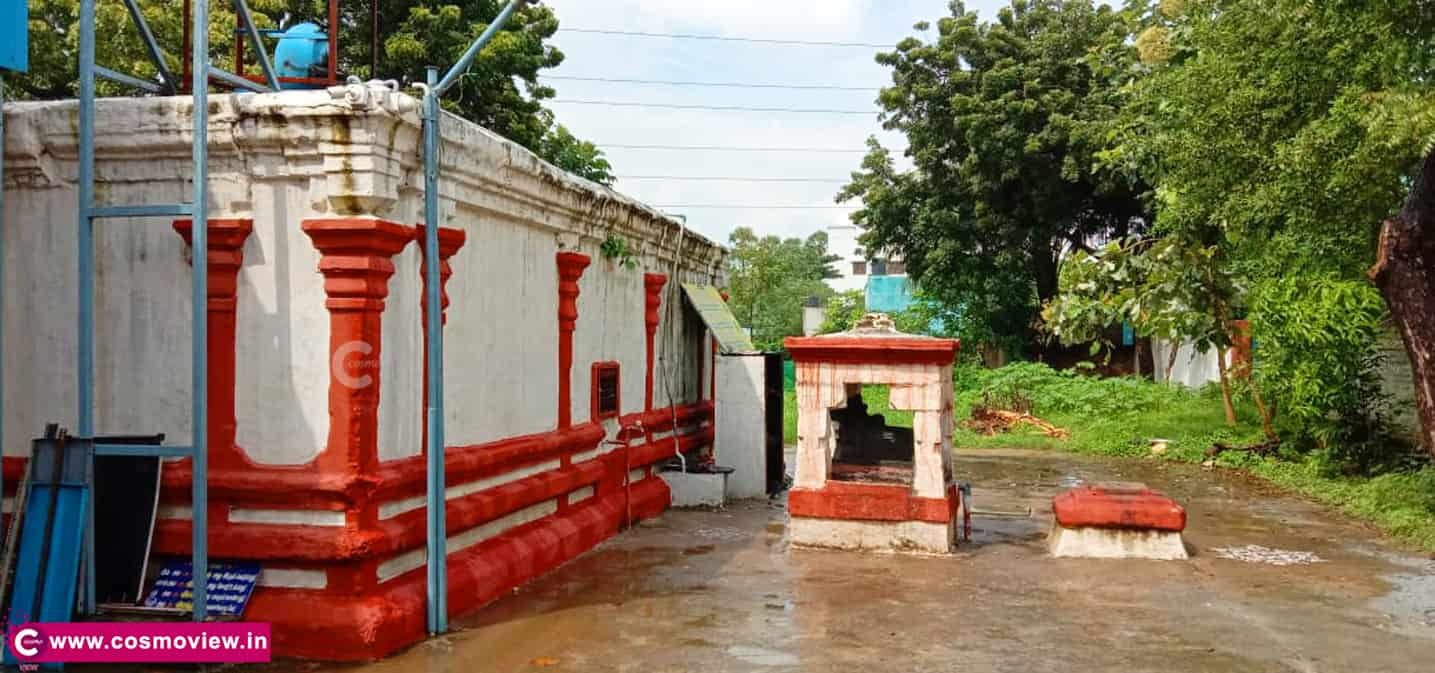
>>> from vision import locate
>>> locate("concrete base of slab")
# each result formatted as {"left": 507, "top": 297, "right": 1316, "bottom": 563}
{"left": 660, "top": 470, "right": 727, "bottom": 508}
{"left": 788, "top": 515, "right": 955, "bottom": 554}
{"left": 1048, "top": 522, "right": 1189, "bottom": 560}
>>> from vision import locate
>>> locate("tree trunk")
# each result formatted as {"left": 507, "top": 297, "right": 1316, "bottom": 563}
{"left": 1370, "top": 151, "right": 1435, "bottom": 460}
{"left": 1164, "top": 339, "right": 1181, "bottom": 383}
{"left": 1249, "top": 376, "right": 1278, "bottom": 441}
{"left": 1215, "top": 346, "right": 1237, "bottom": 426}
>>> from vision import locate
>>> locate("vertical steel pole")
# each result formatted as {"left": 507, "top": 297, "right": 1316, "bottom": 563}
{"left": 1, "top": 79, "right": 5, "bottom": 533}
{"left": 191, "top": 0, "right": 210, "bottom": 623}
{"left": 422, "top": 66, "right": 447, "bottom": 635}
{"left": 77, "top": 0, "right": 98, "bottom": 616}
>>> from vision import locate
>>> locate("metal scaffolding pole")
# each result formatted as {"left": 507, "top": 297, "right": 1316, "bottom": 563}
{"left": 421, "top": 0, "right": 530, "bottom": 635}
{"left": 76, "top": 0, "right": 216, "bottom": 620}
{"left": 188, "top": 0, "right": 211, "bottom": 622}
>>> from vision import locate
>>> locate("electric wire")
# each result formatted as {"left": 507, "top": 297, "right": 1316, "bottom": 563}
{"left": 619, "top": 175, "right": 848, "bottom": 183}
{"left": 599, "top": 143, "right": 870, "bottom": 153}
{"left": 552, "top": 99, "right": 875, "bottom": 114}
{"left": 652, "top": 204, "right": 860, "bottom": 210}
{"left": 543, "top": 75, "right": 879, "bottom": 91}
{"left": 556, "top": 27, "right": 898, "bottom": 49}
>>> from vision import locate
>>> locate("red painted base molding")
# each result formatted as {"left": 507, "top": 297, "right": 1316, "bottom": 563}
{"left": 251, "top": 479, "right": 670, "bottom": 660}
{"left": 788, "top": 481, "right": 960, "bottom": 524}
{"left": 1052, "top": 483, "right": 1186, "bottom": 532}
{"left": 1, "top": 405, "right": 712, "bottom": 661}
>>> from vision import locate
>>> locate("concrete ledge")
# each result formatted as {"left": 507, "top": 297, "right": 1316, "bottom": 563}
{"left": 660, "top": 470, "right": 727, "bottom": 508}
{"left": 1048, "top": 522, "right": 1189, "bottom": 560}
{"left": 788, "top": 516, "right": 955, "bottom": 554}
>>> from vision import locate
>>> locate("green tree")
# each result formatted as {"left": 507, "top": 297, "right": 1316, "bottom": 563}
{"left": 819, "top": 290, "right": 865, "bottom": 334}
{"left": 7, "top": 1, "right": 612, "bottom": 181}
{"left": 726, "top": 228, "right": 839, "bottom": 352}
{"left": 839, "top": 0, "right": 1151, "bottom": 354}
{"left": 1043, "top": 236, "right": 1251, "bottom": 428}
{"left": 1124, "top": 0, "right": 1435, "bottom": 279}
{"left": 1122, "top": 0, "right": 1435, "bottom": 459}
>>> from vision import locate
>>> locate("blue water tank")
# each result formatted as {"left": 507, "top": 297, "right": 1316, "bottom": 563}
{"left": 273, "top": 22, "right": 328, "bottom": 88}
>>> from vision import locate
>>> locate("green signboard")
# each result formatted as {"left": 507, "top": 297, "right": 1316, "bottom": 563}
{"left": 681, "top": 283, "right": 757, "bottom": 354}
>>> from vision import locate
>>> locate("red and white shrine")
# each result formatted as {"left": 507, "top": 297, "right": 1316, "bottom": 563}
{"left": 784, "top": 314, "right": 964, "bottom": 553}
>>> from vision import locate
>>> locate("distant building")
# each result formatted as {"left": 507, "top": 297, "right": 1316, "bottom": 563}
{"left": 825, "top": 224, "right": 909, "bottom": 309}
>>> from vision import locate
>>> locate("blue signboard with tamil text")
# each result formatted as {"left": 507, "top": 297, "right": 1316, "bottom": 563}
{"left": 0, "top": 0, "right": 28, "bottom": 72}
{"left": 144, "top": 560, "right": 260, "bottom": 617}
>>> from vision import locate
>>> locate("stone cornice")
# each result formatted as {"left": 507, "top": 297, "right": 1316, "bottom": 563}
{"left": 2, "top": 83, "right": 726, "bottom": 280}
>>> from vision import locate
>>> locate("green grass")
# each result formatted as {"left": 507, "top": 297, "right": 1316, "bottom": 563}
{"left": 782, "top": 361, "right": 1435, "bottom": 552}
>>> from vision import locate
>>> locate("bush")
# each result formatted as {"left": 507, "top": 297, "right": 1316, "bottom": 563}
{"left": 957, "top": 361, "right": 1195, "bottom": 417}
{"left": 1248, "top": 276, "right": 1400, "bottom": 471}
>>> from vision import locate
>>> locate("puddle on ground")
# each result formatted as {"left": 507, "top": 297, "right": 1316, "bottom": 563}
{"left": 726, "top": 645, "right": 799, "bottom": 667}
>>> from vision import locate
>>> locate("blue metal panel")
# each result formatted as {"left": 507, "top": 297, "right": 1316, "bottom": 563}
{"left": 5, "top": 437, "right": 93, "bottom": 667}
{"left": 91, "top": 204, "right": 192, "bottom": 219}
{"left": 865, "top": 275, "right": 914, "bottom": 313}
{"left": 95, "top": 444, "right": 193, "bottom": 458}
{"left": 0, "top": 0, "right": 28, "bottom": 73}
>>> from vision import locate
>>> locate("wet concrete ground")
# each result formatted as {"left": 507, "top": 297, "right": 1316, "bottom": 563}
{"left": 353, "top": 448, "right": 1434, "bottom": 672}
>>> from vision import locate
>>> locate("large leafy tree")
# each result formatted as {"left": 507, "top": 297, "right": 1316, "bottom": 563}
{"left": 1124, "top": 0, "right": 1435, "bottom": 279}
{"left": 1125, "top": 0, "right": 1435, "bottom": 459}
{"left": 726, "top": 228, "right": 840, "bottom": 352}
{"left": 839, "top": 0, "right": 1151, "bottom": 354}
{"left": 7, "top": 0, "right": 613, "bottom": 184}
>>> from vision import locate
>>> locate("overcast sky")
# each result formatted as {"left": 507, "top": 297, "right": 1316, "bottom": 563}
{"left": 539, "top": 1, "right": 1011, "bottom": 249}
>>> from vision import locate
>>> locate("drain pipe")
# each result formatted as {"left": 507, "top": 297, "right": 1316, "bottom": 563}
{"left": 606, "top": 421, "right": 644, "bottom": 528}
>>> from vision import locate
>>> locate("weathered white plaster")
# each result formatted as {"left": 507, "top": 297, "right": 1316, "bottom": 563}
{"left": 1151, "top": 339, "right": 1225, "bottom": 389}
{"left": 377, "top": 459, "right": 563, "bottom": 519}
{"left": 157, "top": 504, "right": 192, "bottom": 520}
{"left": 378, "top": 242, "right": 423, "bottom": 462}
{"left": 377, "top": 495, "right": 426, "bottom": 520}
{"left": 715, "top": 354, "right": 769, "bottom": 500}
{"left": 446, "top": 459, "right": 560, "bottom": 500}
{"left": 1047, "top": 523, "right": 1190, "bottom": 560}
{"left": 628, "top": 468, "right": 648, "bottom": 482}
{"left": 257, "top": 567, "right": 329, "bottom": 590}
{"left": 659, "top": 470, "right": 726, "bottom": 508}
{"left": 2, "top": 86, "right": 727, "bottom": 466}
{"left": 572, "top": 440, "right": 620, "bottom": 464}
{"left": 788, "top": 516, "right": 955, "bottom": 554}
{"left": 228, "top": 507, "right": 347, "bottom": 527}
{"left": 568, "top": 485, "right": 594, "bottom": 504}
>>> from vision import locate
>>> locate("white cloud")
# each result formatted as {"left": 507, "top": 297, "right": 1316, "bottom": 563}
{"left": 534, "top": 0, "right": 1010, "bottom": 245}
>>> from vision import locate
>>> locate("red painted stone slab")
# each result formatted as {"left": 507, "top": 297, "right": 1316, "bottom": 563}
{"left": 788, "top": 481, "right": 958, "bottom": 524}
{"left": 1052, "top": 483, "right": 1186, "bottom": 532}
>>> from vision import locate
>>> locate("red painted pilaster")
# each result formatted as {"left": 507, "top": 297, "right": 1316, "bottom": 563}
{"left": 416, "top": 226, "right": 467, "bottom": 453}
{"left": 556, "top": 252, "right": 591, "bottom": 429}
{"left": 415, "top": 226, "right": 467, "bottom": 326}
{"left": 643, "top": 273, "right": 667, "bottom": 411}
{"left": 302, "top": 218, "right": 413, "bottom": 479}
{"left": 173, "top": 218, "right": 253, "bottom": 470}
